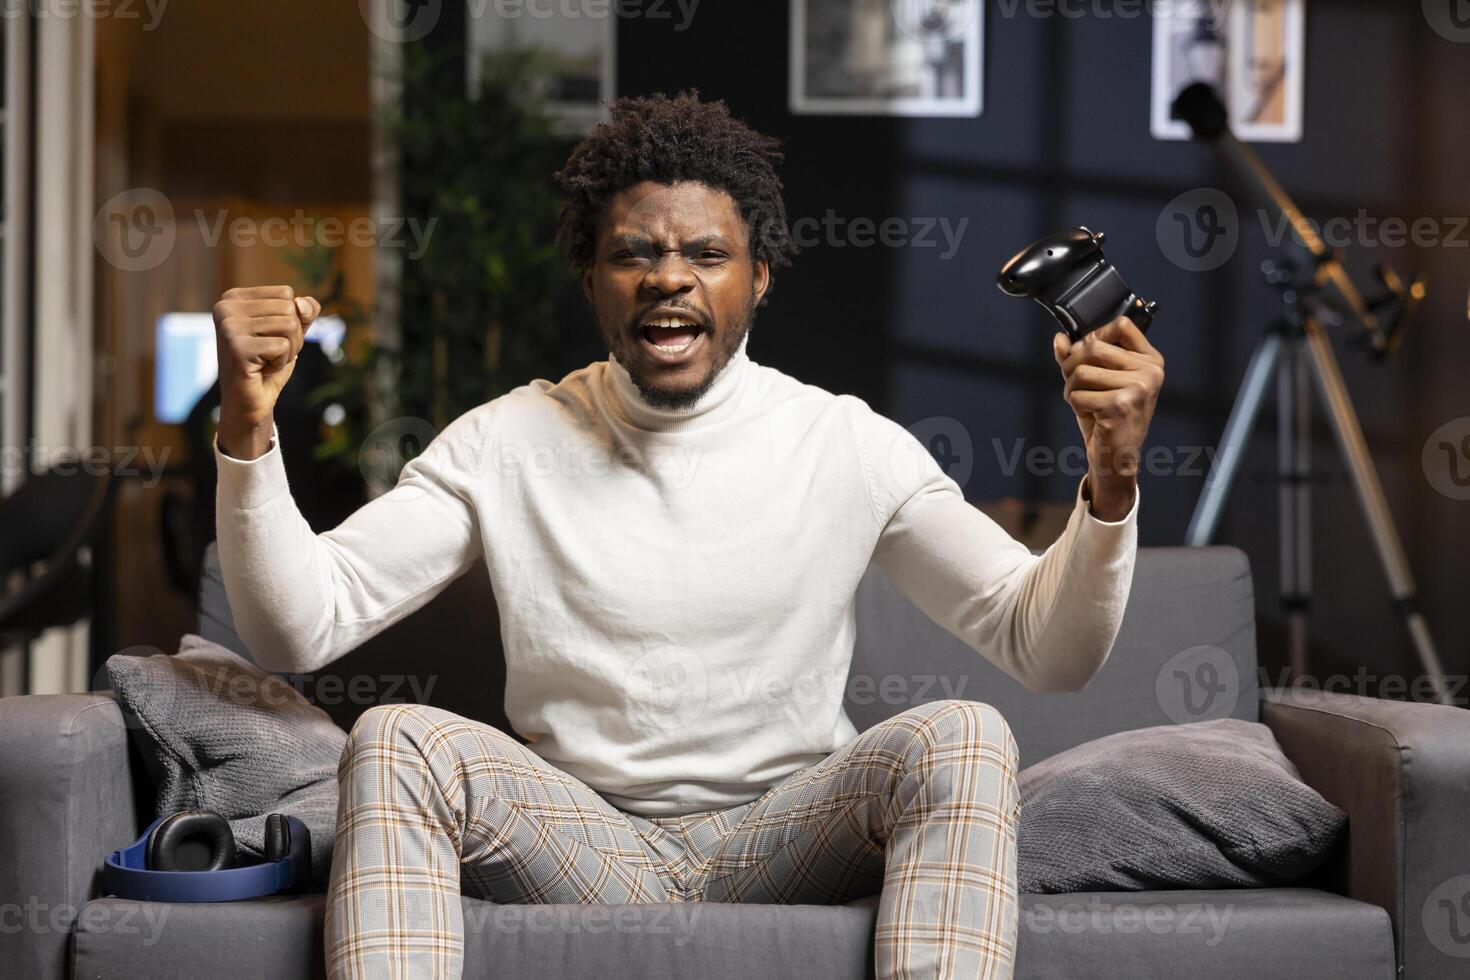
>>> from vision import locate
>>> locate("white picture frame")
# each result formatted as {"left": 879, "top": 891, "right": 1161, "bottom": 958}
{"left": 1151, "top": 0, "right": 1306, "bottom": 143}
{"left": 791, "top": 0, "right": 983, "bottom": 118}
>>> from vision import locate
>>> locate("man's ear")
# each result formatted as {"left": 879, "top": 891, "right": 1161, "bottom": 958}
{"left": 753, "top": 258, "right": 770, "bottom": 305}
{"left": 581, "top": 265, "right": 594, "bottom": 305}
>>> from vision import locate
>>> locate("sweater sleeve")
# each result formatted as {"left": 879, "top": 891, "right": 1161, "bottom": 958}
{"left": 857, "top": 404, "right": 1138, "bottom": 693}
{"left": 213, "top": 405, "right": 494, "bottom": 674}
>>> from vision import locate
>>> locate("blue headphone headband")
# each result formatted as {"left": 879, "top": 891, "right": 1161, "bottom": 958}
{"left": 103, "top": 814, "right": 311, "bottom": 903}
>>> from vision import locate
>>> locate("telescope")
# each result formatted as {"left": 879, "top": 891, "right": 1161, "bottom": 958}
{"left": 1172, "top": 82, "right": 1447, "bottom": 703}
{"left": 1171, "top": 84, "right": 1423, "bottom": 358}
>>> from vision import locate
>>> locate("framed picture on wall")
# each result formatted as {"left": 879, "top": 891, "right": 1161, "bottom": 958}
{"left": 1151, "top": 0, "right": 1306, "bottom": 142}
{"left": 466, "top": 5, "right": 615, "bottom": 136}
{"left": 790, "top": 0, "right": 983, "bottom": 117}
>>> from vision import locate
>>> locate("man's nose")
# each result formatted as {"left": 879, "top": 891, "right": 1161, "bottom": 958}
{"left": 642, "top": 252, "right": 696, "bottom": 294}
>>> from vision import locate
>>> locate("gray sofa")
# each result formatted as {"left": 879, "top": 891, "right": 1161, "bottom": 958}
{"left": 3, "top": 544, "right": 1469, "bottom": 978}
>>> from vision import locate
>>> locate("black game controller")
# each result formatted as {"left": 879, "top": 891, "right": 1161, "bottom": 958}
{"left": 996, "top": 227, "right": 1156, "bottom": 341}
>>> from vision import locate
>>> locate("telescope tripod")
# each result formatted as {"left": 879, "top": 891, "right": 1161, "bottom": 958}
{"left": 1185, "top": 292, "right": 1450, "bottom": 704}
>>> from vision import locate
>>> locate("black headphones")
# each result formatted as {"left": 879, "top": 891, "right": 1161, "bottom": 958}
{"left": 146, "top": 810, "right": 238, "bottom": 871}
{"left": 104, "top": 809, "right": 311, "bottom": 902}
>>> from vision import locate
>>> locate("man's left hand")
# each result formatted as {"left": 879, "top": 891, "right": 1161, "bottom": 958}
{"left": 1052, "top": 316, "right": 1165, "bottom": 521}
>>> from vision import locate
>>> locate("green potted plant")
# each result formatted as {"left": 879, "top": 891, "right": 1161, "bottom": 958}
{"left": 310, "top": 44, "right": 590, "bottom": 492}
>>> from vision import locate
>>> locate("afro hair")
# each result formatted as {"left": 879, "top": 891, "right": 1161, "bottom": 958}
{"left": 553, "top": 89, "right": 798, "bottom": 292}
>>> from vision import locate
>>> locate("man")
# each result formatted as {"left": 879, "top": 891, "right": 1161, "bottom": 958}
{"left": 212, "top": 91, "right": 1162, "bottom": 979}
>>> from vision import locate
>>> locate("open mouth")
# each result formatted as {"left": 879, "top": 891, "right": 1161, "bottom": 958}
{"left": 639, "top": 314, "right": 705, "bottom": 360}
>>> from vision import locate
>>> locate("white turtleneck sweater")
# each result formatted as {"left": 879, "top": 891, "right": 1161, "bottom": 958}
{"left": 215, "top": 332, "right": 1139, "bottom": 817}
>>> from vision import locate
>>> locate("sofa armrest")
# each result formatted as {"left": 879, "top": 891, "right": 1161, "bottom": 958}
{"left": 0, "top": 694, "right": 143, "bottom": 980}
{"left": 1262, "top": 688, "right": 1470, "bottom": 979}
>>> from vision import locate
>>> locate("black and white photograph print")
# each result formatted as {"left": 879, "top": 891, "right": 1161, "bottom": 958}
{"left": 790, "top": 0, "right": 983, "bottom": 117}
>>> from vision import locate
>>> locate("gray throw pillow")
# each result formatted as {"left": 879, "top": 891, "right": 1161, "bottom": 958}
{"left": 105, "top": 634, "right": 345, "bottom": 888}
{"left": 1017, "top": 718, "right": 1346, "bottom": 894}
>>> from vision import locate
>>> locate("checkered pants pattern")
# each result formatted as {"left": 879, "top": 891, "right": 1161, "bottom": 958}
{"left": 324, "top": 698, "right": 1020, "bottom": 979}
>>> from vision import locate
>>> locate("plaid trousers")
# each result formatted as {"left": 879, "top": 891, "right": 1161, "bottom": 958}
{"left": 325, "top": 698, "right": 1020, "bottom": 979}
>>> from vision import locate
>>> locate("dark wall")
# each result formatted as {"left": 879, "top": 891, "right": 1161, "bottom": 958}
{"left": 617, "top": 2, "right": 1470, "bottom": 691}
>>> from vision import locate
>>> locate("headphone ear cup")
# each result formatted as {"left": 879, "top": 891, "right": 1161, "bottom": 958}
{"left": 147, "top": 809, "right": 236, "bottom": 872}
{"left": 263, "top": 813, "right": 290, "bottom": 864}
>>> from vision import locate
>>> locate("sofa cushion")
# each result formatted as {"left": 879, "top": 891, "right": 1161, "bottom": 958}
{"left": 1018, "top": 719, "right": 1345, "bottom": 893}
{"left": 850, "top": 547, "right": 1260, "bottom": 765}
{"left": 1014, "top": 888, "right": 1393, "bottom": 980}
{"left": 72, "top": 894, "right": 881, "bottom": 980}
{"left": 71, "top": 888, "right": 1392, "bottom": 980}
{"left": 104, "top": 635, "right": 344, "bottom": 887}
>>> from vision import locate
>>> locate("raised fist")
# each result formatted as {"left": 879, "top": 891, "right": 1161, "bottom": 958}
{"left": 213, "top": 285, "right": 321, "bottom": 460}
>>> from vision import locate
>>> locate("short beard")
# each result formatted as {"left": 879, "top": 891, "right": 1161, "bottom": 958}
{"left": 602, "top": 289, "right": 758, "bottom": 411}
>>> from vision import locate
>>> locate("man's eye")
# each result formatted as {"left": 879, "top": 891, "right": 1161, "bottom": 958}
{"left": 697, "top": 251, "right": 726, "bottom": 262}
